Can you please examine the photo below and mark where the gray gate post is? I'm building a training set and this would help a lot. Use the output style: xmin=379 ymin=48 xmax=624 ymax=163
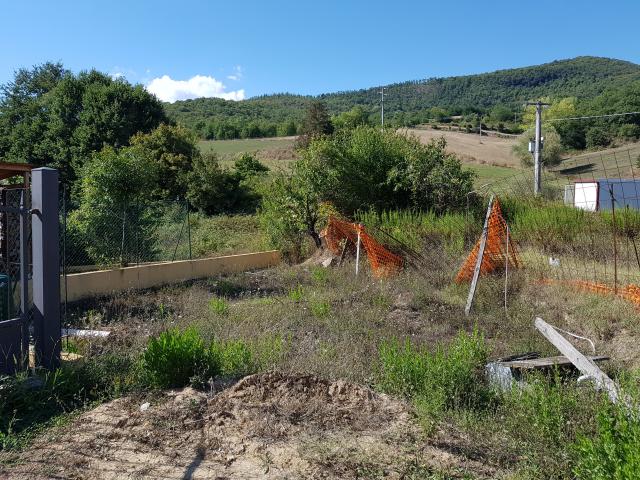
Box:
xmin=32 ymin=168 xmax=61 ymax=369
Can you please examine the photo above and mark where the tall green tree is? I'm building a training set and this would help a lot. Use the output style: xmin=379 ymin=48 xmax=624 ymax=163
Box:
xmin=0 ymin=63 xmax=167 ymax=185
xmin=296 ymin=101 xmax=333 ymax=148
xmin=68 ymin=146 xmax=159 ymax=266
xmin=129 ymin=124 xmax=199 ymax=198
xmin=512 ymin=124 xmax=564 ymax=168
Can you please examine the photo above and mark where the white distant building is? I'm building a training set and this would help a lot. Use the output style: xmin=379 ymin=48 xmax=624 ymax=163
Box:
xmin=564 ymin=179 xmax=640 ymax=212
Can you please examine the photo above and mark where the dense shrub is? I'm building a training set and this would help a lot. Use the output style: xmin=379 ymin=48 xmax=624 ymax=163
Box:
xmin=142 ymin=328 xmax=259 ymax=389
xmin=586 ymin=126 xmax=612 ymax=148
xmin=513 ymin=125 xmax=564 ymax=168
xmin=142 ymin=327 xmax=211 ymax=388
xmin=573 ymin=402 xmax=640 ymax=479
xmin=68 ymin=146 xmax=160 ymax=266
xmin=185 ymin=153 xmax=244 ymax=214
xmin=259 ymin=127 xmax=475 ymax=256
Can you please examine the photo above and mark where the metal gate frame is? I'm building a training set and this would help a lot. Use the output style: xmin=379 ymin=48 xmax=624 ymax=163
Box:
xmin=0 ymin=168 xmax=60 ymax=374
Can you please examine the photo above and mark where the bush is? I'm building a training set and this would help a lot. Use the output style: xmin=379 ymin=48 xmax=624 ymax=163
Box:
xmin=233 ymin=153 xmax=269 ymax=180
xmin=618 ymin=123 xmax=640 ymax=140
xmin=376 ymin=329 xmax=490 ymax=419
xmin=69 ymin=146 xmax=160 ymax=266
xmin=209 ymin=340 xmax=254 ymax=377
xmin=586 ymin=126 xmax=612 ymax=148
xmin=209 ymin=297 xmax=229 ymax=315
xmin=299 ymin=126 xmax=475 ymax=214
xmin=186 ymin=153 xmax=246 ymax=214
xmin=513 ymin=125 xmax=564 ymax=168
xmin=142 ymin=327 xmax=211 ymax=388
xmin=573 ymin=402 xmax=640 ymax=479
xmin=142 ymin=328 xmax=260 ymax=389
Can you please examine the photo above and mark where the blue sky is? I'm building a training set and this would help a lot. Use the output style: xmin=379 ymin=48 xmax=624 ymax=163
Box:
xmin=2 ymin=0 xmax=639 ymax=102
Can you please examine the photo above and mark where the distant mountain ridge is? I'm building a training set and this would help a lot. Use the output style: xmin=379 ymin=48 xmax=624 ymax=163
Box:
xmin=164 ymin=56 xmax=640 ymax=130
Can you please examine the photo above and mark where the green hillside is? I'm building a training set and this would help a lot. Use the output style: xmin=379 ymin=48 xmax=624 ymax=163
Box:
xmin=165 ymin=56 xmax=640 ymax=134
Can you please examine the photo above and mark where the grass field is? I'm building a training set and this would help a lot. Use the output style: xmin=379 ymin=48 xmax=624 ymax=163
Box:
xmin=198 ymin=136 xmax=296 ymax=155
xmin=198 ymin=136 xmax=297 ymax=170
xmin=466 ymin=163 xmax=521 ymax=188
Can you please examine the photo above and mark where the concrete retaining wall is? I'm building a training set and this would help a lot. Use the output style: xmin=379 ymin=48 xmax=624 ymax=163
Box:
xmin=63 ymin=250 xmax=280 ymax=302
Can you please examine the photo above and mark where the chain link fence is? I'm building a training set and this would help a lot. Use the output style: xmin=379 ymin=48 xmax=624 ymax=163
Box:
xmin=60 ymin=194 xmax=194 ymax=274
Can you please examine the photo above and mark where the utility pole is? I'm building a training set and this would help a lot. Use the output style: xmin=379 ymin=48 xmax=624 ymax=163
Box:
xmin=379 ymin=87 xmax=385 ymax=129
xmin=526 ymin=101 xmax=550 ymax=196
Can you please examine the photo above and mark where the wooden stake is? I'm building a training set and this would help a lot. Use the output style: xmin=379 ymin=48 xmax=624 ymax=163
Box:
xmin=465 ymin=195 xmax=494 ymax=316
xmin=355 ymin=225 xmax=361 ymax=276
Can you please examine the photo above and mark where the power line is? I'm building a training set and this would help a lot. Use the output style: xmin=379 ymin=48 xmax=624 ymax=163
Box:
xmin=545 ymin=111 xmax=640 ymax=123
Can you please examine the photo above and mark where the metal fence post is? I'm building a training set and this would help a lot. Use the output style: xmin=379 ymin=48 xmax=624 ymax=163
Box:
xmin=32 ymin=168 xmax=61 ymax=370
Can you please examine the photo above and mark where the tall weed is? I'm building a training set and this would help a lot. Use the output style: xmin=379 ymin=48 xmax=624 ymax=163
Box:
xmin=376 ymin=329 xmax=490 ymax=420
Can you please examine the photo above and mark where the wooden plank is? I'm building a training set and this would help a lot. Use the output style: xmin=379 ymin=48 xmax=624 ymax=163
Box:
xmin=501 ymin=355 xmax=609 ymax=370
xmin=465 ymin=195 xmax=494 ymax=316
xmin=534 ymin=317 xmax=619 ymax=403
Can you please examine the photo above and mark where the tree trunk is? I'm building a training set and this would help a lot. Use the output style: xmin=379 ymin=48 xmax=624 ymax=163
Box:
xmin=309 ymin=228 xmax=322 ymax=249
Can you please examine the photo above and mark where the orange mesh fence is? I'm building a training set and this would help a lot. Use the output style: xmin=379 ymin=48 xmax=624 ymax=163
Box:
xmin=324 ymin=217 xmax=404 ymax=277
xmin=543 ymin=279 xmax=640 ymax=307
xmin=455 ymin=198 xmax=521 ymax=283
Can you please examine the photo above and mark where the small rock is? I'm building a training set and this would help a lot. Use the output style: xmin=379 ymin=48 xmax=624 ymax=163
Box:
xmin=140 ymin=402 xmax=150 ymax=412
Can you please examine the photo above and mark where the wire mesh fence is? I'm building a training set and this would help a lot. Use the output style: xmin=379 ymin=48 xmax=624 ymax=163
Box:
xmin=350 ymin=146 xmax=640 ymax=309
xmin=60 ymin=196 xmax=194 ymax=273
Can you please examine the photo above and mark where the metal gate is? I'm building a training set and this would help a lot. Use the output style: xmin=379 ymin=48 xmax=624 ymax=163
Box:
xmin=0 ymin=168 xmax=60 ymax=375
xmin=0 ymin=187 xmax=30 ymax=374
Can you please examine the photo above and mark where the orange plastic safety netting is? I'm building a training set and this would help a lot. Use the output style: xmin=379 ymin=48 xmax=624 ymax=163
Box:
xmin=543 ymin=279 xmax=640 ymax=307
xmin=455 ymin=198 xmax=521 ymax=283
xmin=324 ymin=216 xmax=404 ymax=277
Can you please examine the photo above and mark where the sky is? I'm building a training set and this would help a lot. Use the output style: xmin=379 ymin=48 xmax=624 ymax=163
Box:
xmin=2 ymin=0 xmax=640 ymax=102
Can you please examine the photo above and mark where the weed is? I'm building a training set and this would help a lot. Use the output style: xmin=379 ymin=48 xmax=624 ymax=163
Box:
xmin=310 ymin=299 xmax=330 ymax=318
xmin=142 ymin=327 xmax=211 ymax=388
xmin=573 ymin=398 xmax=640 ymax=479
xmin=376 ymin=329 xmax=491 ymax=422
xmin=210 ymin=340 xmax=253 ymax=377
xmin=288 ymin=284 xmax=304 ymax=302
xmin=310 ymin=266 xmax=329 ymax=285
xmin=209 ymin=297 xmax=229 ymax=315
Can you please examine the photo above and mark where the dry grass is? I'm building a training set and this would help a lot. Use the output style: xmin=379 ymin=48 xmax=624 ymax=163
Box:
xmin=7 ymin=248 xmax=640 ymax=479
xmin=404 ymin=127 xmax=521 ymax=168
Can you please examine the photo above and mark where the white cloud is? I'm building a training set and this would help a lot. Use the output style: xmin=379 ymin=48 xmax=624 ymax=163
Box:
xmin=146 ymin=74 xmax=245 ymax=102
xmin=227 ymin=65 xmax=243 ymax=81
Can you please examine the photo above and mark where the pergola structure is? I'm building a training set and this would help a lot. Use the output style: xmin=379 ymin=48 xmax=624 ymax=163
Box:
xmin=0 ymin=162 xmax=34 ymax=187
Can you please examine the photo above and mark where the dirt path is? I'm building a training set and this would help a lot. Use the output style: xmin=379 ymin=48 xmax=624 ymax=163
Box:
xmin=405 ymin=128 xmax=520 ymax=168
xmin=0 ymin=372 xmax=503 ymax=479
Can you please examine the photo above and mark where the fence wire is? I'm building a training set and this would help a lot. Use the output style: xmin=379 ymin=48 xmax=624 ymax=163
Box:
xmin=351 ymin=147 xmax=640 ymax=309
xmin=60 ymin=197 xmax=193 ymax=273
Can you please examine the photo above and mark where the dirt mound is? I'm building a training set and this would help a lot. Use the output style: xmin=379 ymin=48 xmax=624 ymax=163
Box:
xmin=1 ymin=372 xmax=501 ymax=479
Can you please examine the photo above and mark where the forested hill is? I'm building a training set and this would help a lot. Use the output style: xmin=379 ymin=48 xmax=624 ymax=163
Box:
xmin=164 ymin=56 xmax=640 ymax=136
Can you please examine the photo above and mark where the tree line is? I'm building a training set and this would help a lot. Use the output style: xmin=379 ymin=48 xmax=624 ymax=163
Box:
xmin=165 ymin=56 xmax=640 ymax=146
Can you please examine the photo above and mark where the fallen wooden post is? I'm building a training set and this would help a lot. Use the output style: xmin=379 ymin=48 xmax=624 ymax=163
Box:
xmin=534 ymin=317 xmax=620 ymax=403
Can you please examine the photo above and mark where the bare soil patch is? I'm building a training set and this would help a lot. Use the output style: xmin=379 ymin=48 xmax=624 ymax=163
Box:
xmin=1 ymin=372 xmax=502 ymax=479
